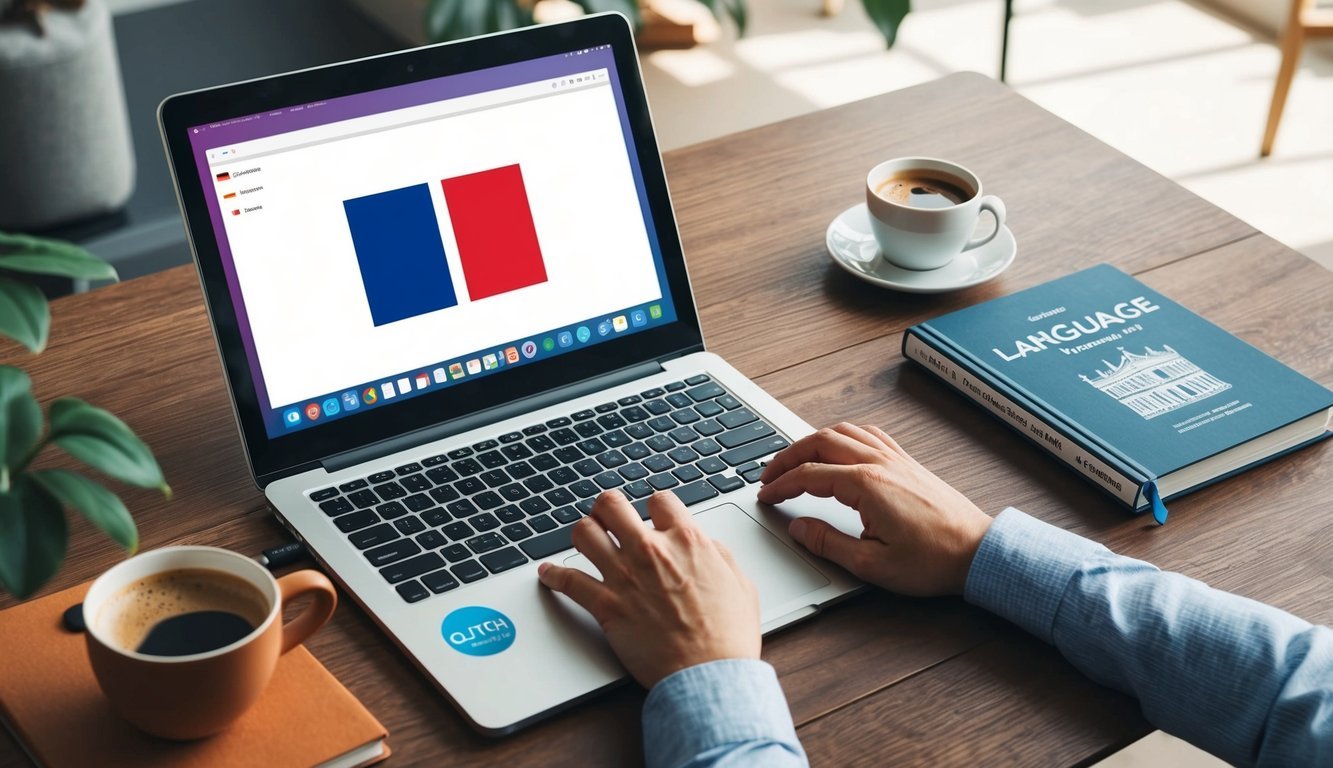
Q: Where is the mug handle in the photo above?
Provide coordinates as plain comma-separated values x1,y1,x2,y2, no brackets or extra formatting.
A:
276,569,338,654
963,195,1006,251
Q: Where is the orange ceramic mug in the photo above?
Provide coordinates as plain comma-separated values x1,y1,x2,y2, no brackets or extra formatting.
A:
83,545,337,740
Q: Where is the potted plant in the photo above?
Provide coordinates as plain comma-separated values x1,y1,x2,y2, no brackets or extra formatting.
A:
0,232,169,600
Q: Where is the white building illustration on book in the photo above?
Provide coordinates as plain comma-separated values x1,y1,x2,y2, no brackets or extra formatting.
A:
1080,345,1231,420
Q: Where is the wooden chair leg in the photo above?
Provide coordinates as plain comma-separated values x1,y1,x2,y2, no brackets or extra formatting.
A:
1262,0,1309,157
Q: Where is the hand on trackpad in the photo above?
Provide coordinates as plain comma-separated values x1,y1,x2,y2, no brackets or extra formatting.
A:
562,503,828,613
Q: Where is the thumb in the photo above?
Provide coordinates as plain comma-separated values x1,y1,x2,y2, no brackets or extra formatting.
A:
789,517,871,576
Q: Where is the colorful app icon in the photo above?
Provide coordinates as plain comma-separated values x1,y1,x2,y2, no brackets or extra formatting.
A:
432,367,447,384
613,315,628,332
649,304,662,320
415,373,429,390
397,377,411,395
542,337,555,352
504,346,520,364
341,391,360,411
449,362,465,379
576,326,591,343
362,387,378,405
305,403,322,420
483,354,498,370
381,382,396,400
521,341,537,359
557,331,573,348
597,320,612,336
283,408,301,428
467,358,482,375
631,310,647,328
322,397,340,416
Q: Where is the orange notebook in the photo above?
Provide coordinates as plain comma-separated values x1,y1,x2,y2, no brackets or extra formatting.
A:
0,583,389,768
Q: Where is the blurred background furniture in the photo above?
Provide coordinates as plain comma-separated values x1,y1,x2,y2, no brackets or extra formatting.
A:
1262,0,1333,156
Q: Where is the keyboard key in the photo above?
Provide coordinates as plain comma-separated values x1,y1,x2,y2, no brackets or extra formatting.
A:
648,473,680,491
401,474,432,493
716,394,742,410
671,408,700,424
474,491,504,510
481,547,527,574
349,523,398,550
577,438,608,456
335,510,379,533
501,523,533,542
668,427,699,445
523,474,554,493
693,438,722,456
395,462,422,476
554,446,583,464
374,481,407,501
721,436,790,466
319,497,353,517
596,450,627,468
575,498,597,515
508,461,536,480
369,471,395,483
422,508,451,527
718,408,758,429
520,497,552,516
593,471,624,489
623,442,652,460
441,544,471,563
339,479,369,492
523,424,547,435
572,409,595,421
644,454,674,473
455,477,486,495
478,451,507,469
623,480,654,499
443,521,474,540
622,406,649,422
466,532,506,553
648,416,676,433
498,484,529,502
376,501,408,520
665,393,692,409
479,469,509,488
528,514,558,533
422,569,460,594
380,552,445,584
366,539,421,567
519,525,575,559
396,580,430,603
527,435,556,453
546,416,572,428
619,463,649,481
741,465,766,483
570,480,601,498
497,504,525,524
686,382,725,402
348,489,379,509
573,459,602,477
668,446,699,464
597,413,627,430
672,465,704,483
574,421,603,438
646,435,675,452
640,387,665,398
429,486,460,504
499,431,523,444
472,513,501,532
453,458,483,476
448,447,474,459
426,466,459,484
548,467,578,486
718,422,776,449
644,399,672,415
551,428,580,445
473,439,499,451
502,443,533,461
403,493,433,512
736,461,762,476
664,381,687,392
545,487,576,506
552,506,582,524
694,419,724,437
685,374,710,385
625,423,654,440
530,453,559,471
452,560,487,583
617,395,642,406
422,454,448,467
595,402,617,413
709,474,745,493
698,456,728,475
670,479,719,507
395,516,426,535
310,487,339,502
601,429,631,448
416,529,448,550
695,401,724,418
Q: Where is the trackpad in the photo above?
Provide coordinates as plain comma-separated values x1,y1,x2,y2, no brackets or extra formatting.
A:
561,503,829,613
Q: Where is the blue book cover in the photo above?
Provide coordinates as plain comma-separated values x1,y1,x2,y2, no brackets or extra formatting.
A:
904,264,1333,518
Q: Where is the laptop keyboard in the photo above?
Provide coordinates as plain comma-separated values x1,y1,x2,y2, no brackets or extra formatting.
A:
306,375,790,604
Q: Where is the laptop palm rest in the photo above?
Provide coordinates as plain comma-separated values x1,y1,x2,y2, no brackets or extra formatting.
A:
561,503,830,613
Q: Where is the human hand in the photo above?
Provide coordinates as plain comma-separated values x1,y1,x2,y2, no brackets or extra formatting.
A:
756,423,992,596
537,490,761,688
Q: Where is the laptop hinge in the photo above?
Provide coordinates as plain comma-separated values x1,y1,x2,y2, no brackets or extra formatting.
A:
321,360,665,474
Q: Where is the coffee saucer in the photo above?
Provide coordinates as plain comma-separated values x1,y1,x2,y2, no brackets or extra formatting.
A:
825,203,1016,293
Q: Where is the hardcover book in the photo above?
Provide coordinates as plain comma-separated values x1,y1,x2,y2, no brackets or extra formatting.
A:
903,264,1333,522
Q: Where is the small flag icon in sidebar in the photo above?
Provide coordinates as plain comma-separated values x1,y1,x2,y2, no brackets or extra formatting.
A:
231,209,241,216
216,172,230,181
223,191,236,199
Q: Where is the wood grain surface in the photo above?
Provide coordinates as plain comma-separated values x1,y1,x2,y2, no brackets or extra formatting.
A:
2,73,1329,767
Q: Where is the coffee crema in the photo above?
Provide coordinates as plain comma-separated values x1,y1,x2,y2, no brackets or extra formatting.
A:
875,171,974,209
97,568,270,656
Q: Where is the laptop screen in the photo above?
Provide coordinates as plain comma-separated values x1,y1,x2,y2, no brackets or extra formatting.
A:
184,44,678,440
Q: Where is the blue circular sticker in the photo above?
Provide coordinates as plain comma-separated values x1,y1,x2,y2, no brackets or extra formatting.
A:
441,606,516,657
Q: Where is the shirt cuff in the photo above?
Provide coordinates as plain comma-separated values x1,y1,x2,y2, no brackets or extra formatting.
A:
642,659,802,768
963,508,1109,644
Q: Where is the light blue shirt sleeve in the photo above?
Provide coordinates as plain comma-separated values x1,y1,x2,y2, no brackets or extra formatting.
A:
965,508,1333,766
642,659,807,768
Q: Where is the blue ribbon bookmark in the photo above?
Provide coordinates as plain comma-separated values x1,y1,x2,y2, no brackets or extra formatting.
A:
1145,480,1168,525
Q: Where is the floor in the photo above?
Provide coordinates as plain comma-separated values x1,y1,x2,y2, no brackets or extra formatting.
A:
638,0,1333,274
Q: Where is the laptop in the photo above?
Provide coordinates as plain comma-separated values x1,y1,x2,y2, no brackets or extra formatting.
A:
159,12,862,735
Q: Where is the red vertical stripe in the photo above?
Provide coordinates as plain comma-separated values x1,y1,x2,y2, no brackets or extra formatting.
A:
441,164,548,301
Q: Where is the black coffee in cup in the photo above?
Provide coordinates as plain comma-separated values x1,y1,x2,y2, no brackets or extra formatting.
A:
97,568,270,656
874,171,975,209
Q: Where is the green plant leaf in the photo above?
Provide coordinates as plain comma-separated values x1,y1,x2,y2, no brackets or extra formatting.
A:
0,274,50,353
572,0,642,27
0,366,43,486
0,232,118,282
426,0,530,42
0,477,67,599
862,0,910,48
29,469,138,553
695,0,748,35
48,398,169,494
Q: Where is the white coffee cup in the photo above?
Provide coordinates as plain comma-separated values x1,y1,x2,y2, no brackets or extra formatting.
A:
865,157,1006,270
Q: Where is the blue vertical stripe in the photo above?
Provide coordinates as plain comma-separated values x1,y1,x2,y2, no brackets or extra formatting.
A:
344,183,458,326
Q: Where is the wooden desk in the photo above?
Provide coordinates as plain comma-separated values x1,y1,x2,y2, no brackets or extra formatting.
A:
3,73,1329,766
